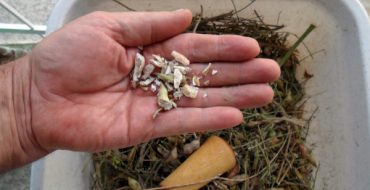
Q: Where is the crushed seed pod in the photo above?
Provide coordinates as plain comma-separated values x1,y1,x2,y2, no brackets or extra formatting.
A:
171,50,190,65
173,90,183,100
130,51,213,116
182,84,199,98
154,79,162,86
164,62,173,75
174,68,183,89
157,73,174,83
192,75,201,86
165,82,174,92
132,53,145,87
141,64,155,79
202,63,212,75
150,83,157,93
158,84,177,110
211,69,218,76
139,77,155,86
140,86,149,91
152,108,163,119
150,54,167,68
174,65,191,74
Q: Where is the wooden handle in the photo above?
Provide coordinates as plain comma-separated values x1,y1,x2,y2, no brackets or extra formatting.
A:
160,136,236,190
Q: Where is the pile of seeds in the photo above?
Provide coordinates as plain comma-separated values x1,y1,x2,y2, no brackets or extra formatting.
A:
131,51,217,118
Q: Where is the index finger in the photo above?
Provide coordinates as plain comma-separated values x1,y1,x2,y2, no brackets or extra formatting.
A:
104,9,193,46
144,33,260,62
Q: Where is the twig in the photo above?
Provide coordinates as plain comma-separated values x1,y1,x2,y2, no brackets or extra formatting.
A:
230,0,240,20
192,5,203,33
278,24,316,66
234,0,257,14
112,0,136,11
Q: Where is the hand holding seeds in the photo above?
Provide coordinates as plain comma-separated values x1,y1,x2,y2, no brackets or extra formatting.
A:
0,9,280,172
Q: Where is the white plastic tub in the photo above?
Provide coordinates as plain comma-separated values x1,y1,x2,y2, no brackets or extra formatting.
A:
31,0,370,189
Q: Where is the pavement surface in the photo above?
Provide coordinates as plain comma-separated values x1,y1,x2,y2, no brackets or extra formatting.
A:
0,0,57,44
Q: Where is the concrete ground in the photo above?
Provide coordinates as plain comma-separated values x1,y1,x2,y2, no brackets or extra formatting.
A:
0,0,57,44
0,0,369,190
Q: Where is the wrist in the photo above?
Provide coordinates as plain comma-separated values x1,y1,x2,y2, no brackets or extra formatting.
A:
0,56,47,173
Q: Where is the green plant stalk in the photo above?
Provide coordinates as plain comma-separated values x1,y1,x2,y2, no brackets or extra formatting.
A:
278,24,316,66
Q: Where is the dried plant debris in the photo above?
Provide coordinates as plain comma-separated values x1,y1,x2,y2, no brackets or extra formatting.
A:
130,51,214,118
92,4,317,190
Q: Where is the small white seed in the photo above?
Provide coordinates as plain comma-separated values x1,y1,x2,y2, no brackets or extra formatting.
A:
171,50,190,65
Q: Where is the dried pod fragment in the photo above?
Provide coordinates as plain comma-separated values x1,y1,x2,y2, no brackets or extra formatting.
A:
203,80,210,86
173,90,183,100
152,108,163,119
182,84,199,98
139,77,155,86
140,86,148,91
192,75,201,86
174,65,191,74
171,50,190,65
157,73,174,83
154,79,162,86
202,63,212,75
165,82,174,92
158,84,176,110
151,54,166,67
164,63,173,75
211,69,218,76
141,64,155,79
150,83,157,93
132,53,145,87
173,68,183,89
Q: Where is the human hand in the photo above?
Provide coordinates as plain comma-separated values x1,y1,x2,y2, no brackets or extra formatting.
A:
4,10,280,166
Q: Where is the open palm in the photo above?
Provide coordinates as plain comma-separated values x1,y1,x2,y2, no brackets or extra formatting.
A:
29,10,280,152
